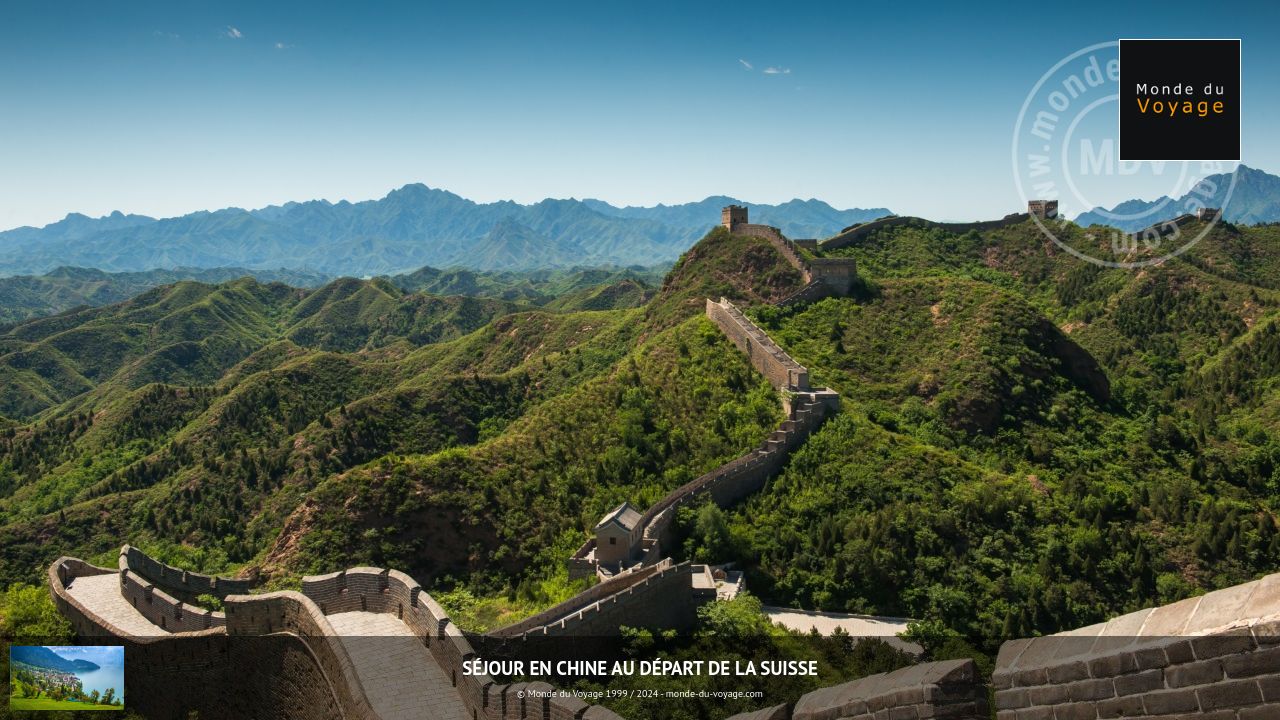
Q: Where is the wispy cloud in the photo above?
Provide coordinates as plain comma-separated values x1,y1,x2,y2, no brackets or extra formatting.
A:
738,58,753,71
153,30,180,40
763,67,791,75
225,26,243,39
274,42,293,50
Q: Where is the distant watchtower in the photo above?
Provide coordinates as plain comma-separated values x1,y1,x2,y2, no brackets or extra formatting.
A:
722,204,748,231
1027,200,1059,219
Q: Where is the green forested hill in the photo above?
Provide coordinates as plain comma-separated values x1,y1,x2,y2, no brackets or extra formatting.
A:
0,220,1277,654
0,232,795,607
683,220,1280,650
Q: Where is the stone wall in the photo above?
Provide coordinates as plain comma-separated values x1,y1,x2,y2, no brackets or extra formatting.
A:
48,555,350,720
224,590,379,720
125,632,347,720
707,297,810,391
53,546,1280,720
821,213,1030,250
296,565,635,719
1131,213,1196,242
994,571,1280,719
49,558,123,638
775,280,833,308
807,258,858,295
566,299,836,580
494,562,668,637
730,222,858,301
120,543,254,601
731,223,813,282
119,562,225,632
510,562,714,637
635,397,828,555
720,660,988,720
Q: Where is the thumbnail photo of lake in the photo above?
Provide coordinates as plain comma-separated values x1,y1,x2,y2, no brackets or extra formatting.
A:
9,645,123,711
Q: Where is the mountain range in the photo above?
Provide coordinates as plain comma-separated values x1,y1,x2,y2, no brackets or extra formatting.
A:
1075,164,1280,230
10,646,99,673
0,189,889,277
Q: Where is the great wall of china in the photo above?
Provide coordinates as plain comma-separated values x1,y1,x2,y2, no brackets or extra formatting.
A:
44,206,1279,719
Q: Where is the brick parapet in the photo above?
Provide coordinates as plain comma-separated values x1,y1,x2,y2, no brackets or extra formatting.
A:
993,572,1280,719
790,659,988,720
119,564,226,632
514,562,708,637
119,543,254,600
730,223,814,283
707,297,810,391
224,589,380,720
493,562,668,638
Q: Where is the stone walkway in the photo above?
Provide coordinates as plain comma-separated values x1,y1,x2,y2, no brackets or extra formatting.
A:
762,606,921,654
326,611,468,720
64,573,169,637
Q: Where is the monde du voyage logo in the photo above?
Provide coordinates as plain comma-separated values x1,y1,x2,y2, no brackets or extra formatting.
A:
1120,39,1241,161
1013,39,1241,268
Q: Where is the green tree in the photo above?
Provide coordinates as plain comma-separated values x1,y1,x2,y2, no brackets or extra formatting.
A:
0,583,73,641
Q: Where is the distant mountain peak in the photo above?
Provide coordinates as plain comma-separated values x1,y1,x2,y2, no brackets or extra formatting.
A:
1076,164,1280,230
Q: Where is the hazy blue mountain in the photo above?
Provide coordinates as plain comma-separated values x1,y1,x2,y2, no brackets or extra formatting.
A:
10,646,99,672
0,210,155,252
583,196,891,240
0,186,891,276
458,219,585,271
1076,164,1280,231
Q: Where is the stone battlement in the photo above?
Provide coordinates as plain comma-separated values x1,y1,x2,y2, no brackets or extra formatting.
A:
497,561,713,638
707,297,810,391
993,572,1280,719
119,543,255,602
721,206,858,301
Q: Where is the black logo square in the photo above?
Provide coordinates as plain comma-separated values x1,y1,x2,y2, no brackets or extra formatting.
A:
1119,39,1240,161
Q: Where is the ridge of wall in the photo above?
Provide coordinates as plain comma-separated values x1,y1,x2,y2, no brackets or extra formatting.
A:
729,222,858,298
721,659,989,720
119,543,254,601
510,562,713,638
731,223,813,282
634,396,828,555
493,561,669,638
1131,212,1196,241
706,297,810,391
993,571,1280,719
51,550,1280,720
48,555,350,720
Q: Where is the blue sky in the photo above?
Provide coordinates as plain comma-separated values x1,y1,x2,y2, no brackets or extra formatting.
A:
45,645,124,667
2,0,1277,229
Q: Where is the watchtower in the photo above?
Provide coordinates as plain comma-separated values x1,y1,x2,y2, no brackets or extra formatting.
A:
722,204,748,230
1027,200,1059,219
